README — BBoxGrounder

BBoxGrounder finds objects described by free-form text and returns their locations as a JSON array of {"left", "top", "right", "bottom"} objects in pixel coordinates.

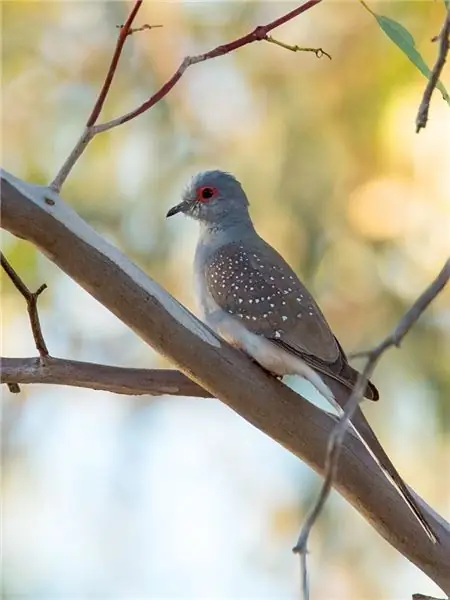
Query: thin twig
[
  {"left": 86, "top": 0, "right": 143, "bottom": 128},
  {"left": 265, "top": 35, "right": 331, "bottom": 59},
  {"left": 346, "top": 349, "right": 366, "bottom": 360},
  {"left": 49, "top": 0, "right": 144, "bottom": 192},
  {"left": 50, "top": 0, "right": 324, "bottom": 192},
  {"left": 300, "top": 551, "right": 309, "bottom": 600},
  {"left": 116, "top": 23, "right": 163, "bottom": 36},
  {"left": 416, "top": 8, "right": 450, "bottom": 133},
  {"left": 1, "top": 253, "right": 49, "bottom": 357},
  {"left": 293, "top": 259, "right": 450, "bottom": 597}
]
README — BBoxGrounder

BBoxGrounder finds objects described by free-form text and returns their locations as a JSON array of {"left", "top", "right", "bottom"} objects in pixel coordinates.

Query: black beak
[{"left": 166, "top": 200, "right": 189, "bottom": 218}]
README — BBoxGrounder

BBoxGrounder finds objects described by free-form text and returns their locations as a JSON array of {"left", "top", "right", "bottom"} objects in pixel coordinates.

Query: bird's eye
[{"left": 198, "top": 186, "right": 217, "bottom": 202}]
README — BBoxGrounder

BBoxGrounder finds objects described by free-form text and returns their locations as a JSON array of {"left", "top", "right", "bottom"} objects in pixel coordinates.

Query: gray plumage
[{"left": 167, "top": 169, "right": 436, "bottom": 543}]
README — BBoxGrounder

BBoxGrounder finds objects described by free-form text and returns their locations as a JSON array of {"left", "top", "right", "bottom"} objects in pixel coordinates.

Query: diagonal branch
[
  {"left": 50, "top": 0, "right": 324, "bottom": 192},
  {"left": 293, "top": 258, "right": 450, "bottom": 599},
  {"left": 50, "top": 0, "right": 144, "bottom": 191},
  {"left": 1, "top": 357, "right": 211, "bottom": 398},
  {"left": 416, "top": 8, "right": 450, "bottom": 132},
  {"left": 2, "top": 169, "right": 450, "bottom": 594}
]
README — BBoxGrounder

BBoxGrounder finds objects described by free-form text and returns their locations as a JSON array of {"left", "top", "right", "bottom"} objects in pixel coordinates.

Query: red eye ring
[{"left": 197, "top": 186, "right": 217, "bottom": 202}]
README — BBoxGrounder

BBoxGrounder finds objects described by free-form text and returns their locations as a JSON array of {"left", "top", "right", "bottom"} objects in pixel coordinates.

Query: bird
[{"left": 166, "top": 169, "right": 437, "bottom": 543}]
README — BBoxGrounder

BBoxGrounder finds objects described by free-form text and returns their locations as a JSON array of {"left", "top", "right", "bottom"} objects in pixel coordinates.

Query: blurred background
[{"left": 2, "top": 1, "right": 450, "bottom": 598}]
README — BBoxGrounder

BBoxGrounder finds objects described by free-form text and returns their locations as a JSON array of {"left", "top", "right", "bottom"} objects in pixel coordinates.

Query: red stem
[
  {"left": 86, "top": 0, "right": 143, "bottom": 127},
  {"left": 95, "top": 0, "right": 323, "bottom": 131},
  {"left": 51, "top": 0, "right": 323, "bottom": 190}
]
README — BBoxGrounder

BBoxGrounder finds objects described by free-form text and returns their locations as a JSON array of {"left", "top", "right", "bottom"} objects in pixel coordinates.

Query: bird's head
[{"left": 166, "top": 170, "right": 250, "bottom": 225}]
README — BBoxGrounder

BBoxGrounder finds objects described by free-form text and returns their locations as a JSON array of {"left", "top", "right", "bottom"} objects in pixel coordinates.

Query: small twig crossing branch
[
  {"left": 49, "top": 0, "right": 324, "bottom": 192},
  {"left": 293, "top": 258, "right": 450, "bottom": 600},
  {"left": 116, "top": 23, "right": 163, "bottom": 36},
  {"left": 1, "top": 252, "right": 50, "bottom": 394},
  {"left": 416, "top": 8, "right": 450, "bottom": 132},
  {"left": 1, "top": 253, "right": 49, "bottom": 358}
]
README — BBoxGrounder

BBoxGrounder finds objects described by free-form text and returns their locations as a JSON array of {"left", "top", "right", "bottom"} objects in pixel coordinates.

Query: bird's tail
[
  {"left": 340, "top": 363, "right": 379, "bottom": 401},
  {"left": 325, "top": 378, "right": 438, "bottom": 544}
]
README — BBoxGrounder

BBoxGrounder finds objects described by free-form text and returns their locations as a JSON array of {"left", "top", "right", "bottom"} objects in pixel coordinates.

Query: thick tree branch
[
  {"left": 1, "top": 357, "right": 210, "bottom": 398},
  {"left": 50, "top": 0, "right": 324, "bottom": 192},
  {"left": 1, "top": 169, "right": 450, "bottom": 594},
  {"left": 416, "top": 8, "right": 450, "bottom": 132}
]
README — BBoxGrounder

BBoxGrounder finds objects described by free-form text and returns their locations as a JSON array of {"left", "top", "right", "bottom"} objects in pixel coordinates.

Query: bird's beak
[{"left": 166, "top": 199, "right": 190, "bottom": 218}]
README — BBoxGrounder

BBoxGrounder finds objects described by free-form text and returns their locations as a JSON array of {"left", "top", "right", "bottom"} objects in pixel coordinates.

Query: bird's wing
[
  {"left": 205, "top": 242, "right": 436, "bottom": 538},
  {"left": 204, "top": 241, "right": 341, "bottom": 364}
]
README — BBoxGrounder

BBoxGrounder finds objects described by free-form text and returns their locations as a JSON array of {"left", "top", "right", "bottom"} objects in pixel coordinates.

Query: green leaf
[
  {"left": 377, "top": 15, "right": 416, "bottom": 49},
  {"left": 444, "top": 1, "right": 450, "bottom": 11},
  {"left": 361, "top": 5, "right": 450, "bottom": 106}
]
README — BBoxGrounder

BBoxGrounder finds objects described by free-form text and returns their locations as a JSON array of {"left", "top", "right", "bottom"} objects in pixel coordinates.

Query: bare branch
[
  {"left": 50, "top": 0, "right": 324, "bottom": 192},
  {"left": 386, "top": 259, "right": 450, "bottom": 345},
  {"left": 86, "top": 0, "right": 143, "bottom": 128},
  {"left": 265, "top": 35, "right": 331, "bottom": 59},
  {"left": 93, "top": 0, "right": 324, "bottom": 133},
  {"left": 416, "top": 8, "right": 450, "bottom": 133},
  {"left": 50, "top": 128, "right": 95, "bottom": 192},
  {"left": 1, "top": 252, "right": 49, "bottom": 358},
  {"left": 1, "top": 357, "right": 211, "bottom": 398},
  {"left": 293, "top": 259, "right": 450, "bottom": 596},
  {"left": 50, "top": 1, "right": 144, "bottom": 191}
]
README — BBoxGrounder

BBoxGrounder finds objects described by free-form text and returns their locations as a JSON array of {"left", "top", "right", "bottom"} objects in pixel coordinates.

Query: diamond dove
[{"left": 167, "top": 169, "right": 436, "bottom": 543}]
